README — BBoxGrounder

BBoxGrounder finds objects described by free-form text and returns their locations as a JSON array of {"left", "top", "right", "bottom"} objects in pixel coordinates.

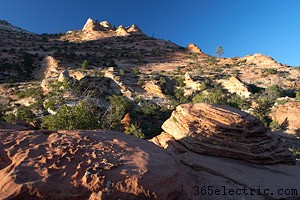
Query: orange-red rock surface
[
  {"left": 270, "top": 101, "right": 300, "bottom": 134},
  {"left": 0, "top": 128, "right": 196, "bottom": 200}
]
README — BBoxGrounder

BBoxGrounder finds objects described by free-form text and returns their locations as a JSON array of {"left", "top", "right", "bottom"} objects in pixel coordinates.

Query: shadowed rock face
[
  {"left": 0, "top": 128, "right": 197, "bottom": 200},
  {"left": 161, "top": 103, "right": 295, "bottom": 164}
]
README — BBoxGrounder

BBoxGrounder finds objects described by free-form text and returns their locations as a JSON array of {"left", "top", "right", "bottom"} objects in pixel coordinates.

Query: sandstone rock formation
[
  {"left": 270, "top": 101, "right": 300, "bottom": 134},
  {"left": 36, "top": 55, "right": 60, "bottom": 80},
  {"left": 38, "top": 56, "right": 62, "bottom": 95},
  {"left": 186, "top": 43, "right": 206, "bottom": 56},
  {"left": 100, "top": 21, "right": 112, "bottom": 29},
  {"left": 184, "top": 73, "right": 203, "bottom": 95},
  {"left": 151, "top": 132, "right": 300, "bottom": 200},
  {"left": 0, "top": 128, "right": 196, "bottom": 200},
  {"left": 82, "top": 18, "right": 107, "bottom": 32},
  {"left": 127, "top": 24, "right": 143, "bottom": 35},
  {"left": 70, "top": 70, "right": 85, "bottom": 80},
  {"left": 160, "top": 103, "right": 295, "bottom": 164},
  {"left": 217, "top": 76, "right": 252, "bottom": 98},
  {"left": 244, "top": 53, "right": 282, "bottom": 67},
  {"left": 115, "top": 25, "right": 130, "bottom": 36},
  {"left": 143, "top": 81, "right": 165, "bottom": 98}
]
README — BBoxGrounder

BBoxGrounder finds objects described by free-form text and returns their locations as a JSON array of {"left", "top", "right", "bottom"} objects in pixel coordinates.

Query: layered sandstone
[{"left": 161, "top": 103, "right": 295, "bottom": 164}]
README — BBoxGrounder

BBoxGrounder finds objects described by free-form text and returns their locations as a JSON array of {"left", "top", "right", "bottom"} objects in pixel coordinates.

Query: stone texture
[
  {"left": 151, "top": 133, "right": 300, "bottom": 200},
  {"left": 270, "top": 101, "right": 300, "bottom": 134},
  {"left": 143, "top": 81, "right": 165, "bottom": 98},
  {"left": 120, "top": 113, "right": 131, "bottom": 131},
  {"left": 217, "top": 76, "right": 252, "bottom": 98},
  {"left": 0, "top": 128, "right": 197, "bottom": 200},
  {"left": 161, "top": 103, "right": 295, "bottom": 164}
]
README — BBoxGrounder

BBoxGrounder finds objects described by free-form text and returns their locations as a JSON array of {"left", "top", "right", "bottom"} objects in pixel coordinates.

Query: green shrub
[
  {"left": 269, "top": 120, "right": 280, "bottom": 131},
  {"left": 132, "top": 67, "right": 140, "bottom": 75},
  {"left": 42, "top": 100, "right": 100, "bottom": 130},
  {"left": 108, "top": 59, "right": 117, "bottom": 67},
  {"left": 192, "top": 89, "right": 227, "bottom": 105},
  {"left": 261, "top": 68, "right": 278, "bottom": 75},
  {"left": 296, "top": 91, "right": 300, "bottom": 101},
  {"left": 16, "top": 106, "right": 36, "bottom": 123},
  {"left": 3, "top": 113, "right": 16, "bottom": 123},
  {"left": 174, "top": 76, "right": 185, "bottom": 87},
  {"left": 264, "top": 85, "right": 284, "bottom": 100},
  {"left": 82, "top": 60, "right": 89, "bottom": 70},
  {"left": 119, "top": 69, "right": 125, "bottom": 76},
  {"left": 125, "top": 124, "right": 145, "bottom": 139},
  {"left": 102, "top": 95, "right": 131, "bottom": 131},
  {"left": 227, "top": 95, "right": 251, "bottom": 110},
  {"left": 252, "top": 94, "right": 273, "bottom": 126}
]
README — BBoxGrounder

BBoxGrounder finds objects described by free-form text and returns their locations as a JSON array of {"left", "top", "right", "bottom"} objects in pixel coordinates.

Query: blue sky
[{"left": 1, "top": 0, "right": 300, "bottom": 66}]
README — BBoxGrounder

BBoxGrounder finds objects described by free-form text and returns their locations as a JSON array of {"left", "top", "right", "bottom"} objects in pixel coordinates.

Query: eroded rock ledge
[{"left": 160, "top": 103, "right": 295, "bottom": 165}]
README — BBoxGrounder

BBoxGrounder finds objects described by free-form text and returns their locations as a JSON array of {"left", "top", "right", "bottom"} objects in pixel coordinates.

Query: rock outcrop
[
  {"left": 82, "top": 18, "right": 107, "bottom": 32},
  {"left": 38, "top": 56, "right": 62, "bottom": 95},
  {"left": 217, "top": 76, "right": 252, "bottom": 98},
  {"left": 143, "top": 81, "right": 165, "bottom": 98},
  {"left": 100, "top": 21, "right": 112, "bottom": 29},
  {"left": 244, "top": 53, "right": 282, "bottom": 67},
  {"left": 184, "top": 73, "right": 203, "bottom": 95},
  {"left": 186, "top": 43, "right": 206, "bottom": 56},
  {"left": 127, "top": 24, "right": 143, "bottom": 35},
  {"left": 0, "top": 128, "right": 196, "bottom": 200},
  {"left": 160, "top": 103, "right": 295, "bottom": 164},
  {"left": 270, "top": 101, "right": 300, "bottom": 134},
  {"left": 151, "top": 132, "right": 300, "bottom": 200},
  {"left": 115, "top": 25, "right": 130, "bottom": 36}
]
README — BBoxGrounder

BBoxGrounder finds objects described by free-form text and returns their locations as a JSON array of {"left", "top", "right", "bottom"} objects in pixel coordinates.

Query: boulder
[
  {"left": 0, "top": 129, "right": 196, "bottom": 200},
  {"left": 161, "top": 103, "right": 295, "bottom": 164},
  {"left": 70, "top": 70, "right": 85, "bottom": 80}
]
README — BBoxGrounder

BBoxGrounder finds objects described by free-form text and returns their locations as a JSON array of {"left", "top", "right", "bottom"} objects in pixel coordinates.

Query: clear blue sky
[{"left": 1, "top": 0, "right": 300, "bottom": 66}]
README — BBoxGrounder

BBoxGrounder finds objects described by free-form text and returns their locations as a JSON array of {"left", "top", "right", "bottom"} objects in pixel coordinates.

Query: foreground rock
[
  {"left": 0, "top": 129, "right": 196, "bottom": 200},
  {"left": 151, "top": 133, "right": 300, "bottom": 200},
  {"left": 161, "top": 103, "right": 295, "bottom": 164}
]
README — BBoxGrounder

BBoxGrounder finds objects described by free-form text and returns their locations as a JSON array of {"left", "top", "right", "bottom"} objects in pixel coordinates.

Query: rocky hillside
[{"left": 0, "top": 18, "right": 299, "bottom": 145}]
